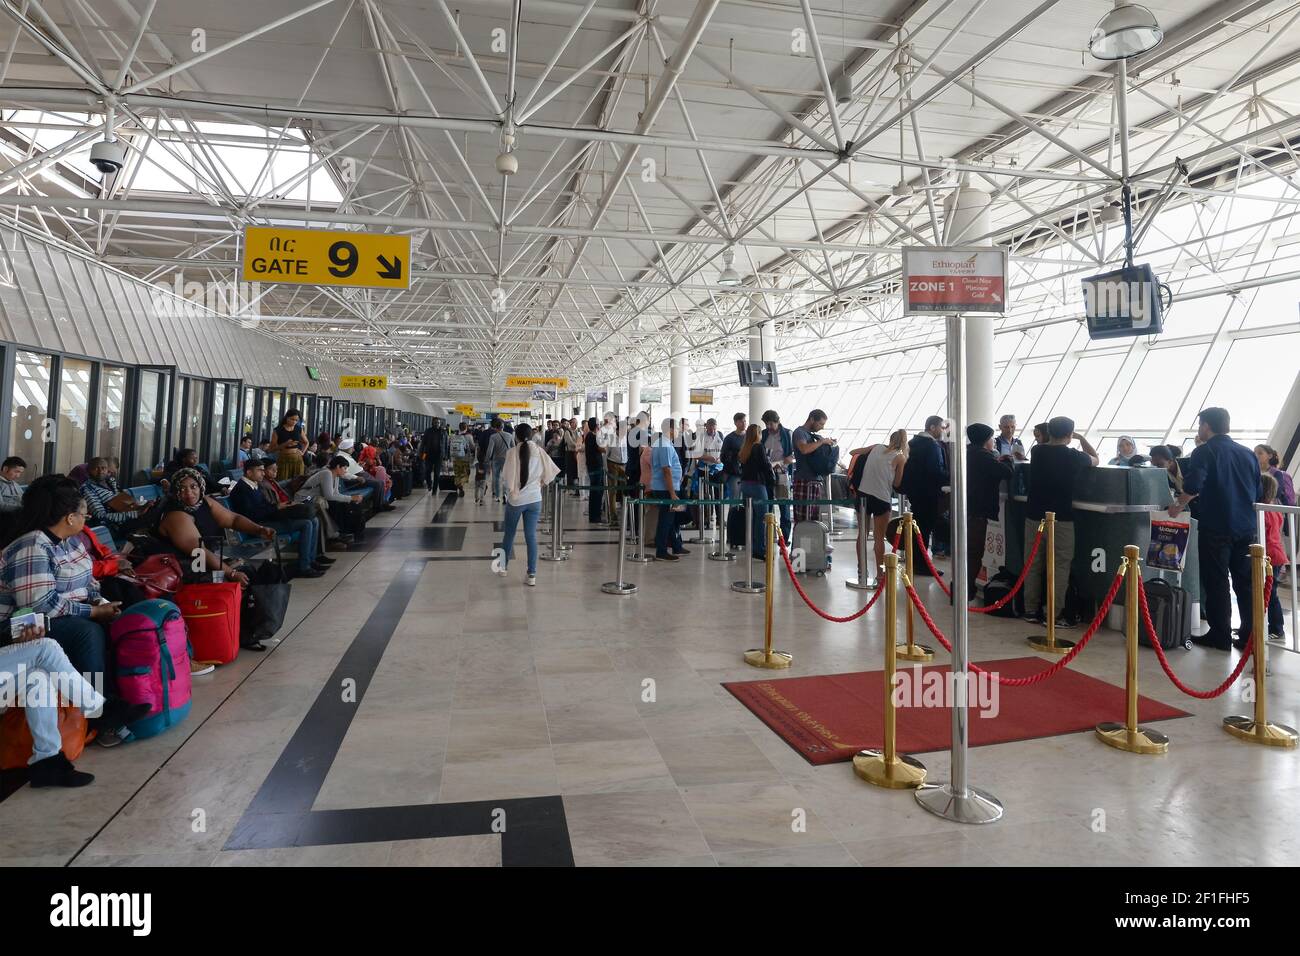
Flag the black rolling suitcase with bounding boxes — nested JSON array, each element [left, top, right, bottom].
[[1141, 577, 1192, 650], [726, 503, 748, 548]]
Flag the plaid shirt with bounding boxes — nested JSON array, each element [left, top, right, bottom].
[[0, 530, 100, 629], [81, 475, 137, 526]]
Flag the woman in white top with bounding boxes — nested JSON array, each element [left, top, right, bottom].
[[497, 423, 560, 585], [850, 428, 909, 585]]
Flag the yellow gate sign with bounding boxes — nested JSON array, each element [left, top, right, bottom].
[[242, 226, 411, 290], [339, 375, 388, 390], [499, 401, 530, 409], [454, 404, 475, 416], [506, 375, 568, 389]]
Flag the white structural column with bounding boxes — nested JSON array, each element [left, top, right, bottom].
[[670, 341, 690, 421], [942, 178, 995, 428], [627, 371, 641, 418], [748, 293, 776, 423]]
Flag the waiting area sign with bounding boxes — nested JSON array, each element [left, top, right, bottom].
[[901, 246, 1007, 315], [241, 226, 410, 290]]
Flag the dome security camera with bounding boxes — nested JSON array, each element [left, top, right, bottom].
[[89, 138, 127, 175]]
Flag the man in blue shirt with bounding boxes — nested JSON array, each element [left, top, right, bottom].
[[649, 418, 687, 560], [1171, 407, 1262, 651]]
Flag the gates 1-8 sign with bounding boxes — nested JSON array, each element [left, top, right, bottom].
[[901, 246, 1007, 315], [340, 375, 388, 390], [242, 226, 410, 290]]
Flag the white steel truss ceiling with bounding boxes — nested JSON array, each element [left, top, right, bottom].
[[2, 0, 1300, 411]]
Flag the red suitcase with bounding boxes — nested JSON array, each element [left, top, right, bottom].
[[175, 581, 242, 664]]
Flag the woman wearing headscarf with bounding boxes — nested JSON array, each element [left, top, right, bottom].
[[1108, 435, 1147, 466], [152, 467, 273, 585], [357, 442, 392, 500]]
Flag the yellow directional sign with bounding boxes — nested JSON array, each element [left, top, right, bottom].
[[506, 375, 568, 389], [242, 226, 410, 290], [499, 401, 530, 409], [339, 375, 388, 390], [454, 404, 475, 415]]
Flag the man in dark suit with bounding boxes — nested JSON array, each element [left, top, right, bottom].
[[421, 419, 447, 491], [901, 415, 949, 575]]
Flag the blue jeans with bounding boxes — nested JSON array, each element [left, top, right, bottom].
[[268, 517, 319, 571], [49, 615, 111, 699], [491, 459, 506, 499], [741, 481, 770, 555], [651, 490, 682, 556], [500, 499, 542, 574], [0, 638, 105, 763]]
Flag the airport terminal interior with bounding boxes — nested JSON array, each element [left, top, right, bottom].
[[0, 0, 1299, 871]]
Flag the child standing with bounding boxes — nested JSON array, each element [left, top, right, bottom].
[[1261, 474, 1287, 643]]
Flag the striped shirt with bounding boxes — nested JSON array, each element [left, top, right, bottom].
[[0, 530, 100, 631], [81, 476, 138, 526]]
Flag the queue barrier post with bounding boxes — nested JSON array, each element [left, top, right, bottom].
[[1095, 546, 1169, 754], [540, 481, 568, 563], [709, 489, 736, 562], [1028, 511, 1073, 655], [1224, 545, 1298, 748], [846, 498, 874, 590], [854, 552, 927, 787], [732, 497, 765, 593], [691, 481, 713, 545], [626, 498, 652, 563], [744, 512, 792, 668], [898, 512, 934, 662], [601, 496, 638, 596]]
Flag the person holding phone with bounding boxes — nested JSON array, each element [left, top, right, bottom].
[[269, 408, 308, 480], [0, 475, 143, 747]]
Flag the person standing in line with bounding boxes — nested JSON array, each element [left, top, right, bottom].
[[720, 412, 748, 502], [900, 415, 949, 573], [738, 424, 776, 560], [1170, 407, 1262, 651], [1023, 416, 1098, 626], [649, 418, 687, 561], [584, 417, 606, 524], [966, 423, 1014, 598], [1261, 473, 1288, 644], [994, 414, 1027, 461], [421, 418, 447, 492], [494, 423, 559, 587], [759, 410, 795, 542], [792, 409, 836, 523], [562, 419, 579, 495], [450, 422, 474, 497], [1255, 444, 1295, 507], [602, 414, 626, 528], [855, 428, 908, 585]]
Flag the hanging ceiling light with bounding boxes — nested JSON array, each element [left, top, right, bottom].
[[833, 73, 854, 106], [1099, 201, 1123, 223], [717, 247, 741, 286], [1088, 0, 1162, 60]]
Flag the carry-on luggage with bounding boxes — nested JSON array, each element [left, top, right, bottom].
[[1141, 576, 1193, 650], [795, 478, 824, 522], [108, 599, 193, 739], [241, 541, 292, 650], [792, 519, 831, 576], [726, 503, 748, 548], [982, 567, 1023, 618], [329, 499, 368, 538], [0, 702, 88, 770], [175, 581, 242, 664]]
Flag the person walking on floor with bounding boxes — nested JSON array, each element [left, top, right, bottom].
[[494, 423, 559, 587]]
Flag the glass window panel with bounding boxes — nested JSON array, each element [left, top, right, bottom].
[[1111, 343, 1210, 434], [95, 364, 127, 462], [1000, 361, 1056, 427], [186, 379, 205, 457], [10, 350, 51, 478], [55, 357, 92, 474], [242, 388, 255, 439], [135, 370, 161, 475], [1049, 353, 1126, 435], [1195, 333, 1300, 440]]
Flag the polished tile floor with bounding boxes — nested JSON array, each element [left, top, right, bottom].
[[3, 488, 1297, 867]]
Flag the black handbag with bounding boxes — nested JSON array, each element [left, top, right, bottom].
[[240, 539, 292, 650]]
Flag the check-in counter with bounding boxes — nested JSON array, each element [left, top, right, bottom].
[[999, 463, 1198, 617]]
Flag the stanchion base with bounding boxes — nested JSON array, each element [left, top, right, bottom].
[[1027, 636, 1075, 655], [625, 553, 653, 564], [1222, 716, 1299, 748], [743, 648, 792, 669], [896, 643, 934, 662], [539, 554, 569, 563], [600, 582, 638, 596], [560, 544, 574, 552], [1095, 722, 1169, 754], [914, 781, 1004, 824], [707, 552, 737, 562], [732, 581, 766, 594], [845, 578, 877, 591], [853, 750, 927, 789]]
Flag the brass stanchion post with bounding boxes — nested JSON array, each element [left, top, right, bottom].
[[897, 511, 933, 662], [1096, 546, 1168, 753], [855, 552, 927, 787], [1029, 511, 1073, 655], [744, 512, 792, 668], [1224, 545, 1297, 747]]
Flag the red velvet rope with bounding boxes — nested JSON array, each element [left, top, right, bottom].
[[909, 521, 1045, 614], [775, 529, 885, 623], [1137, 574, 1269, 699], [902, 562, 1127, 687]]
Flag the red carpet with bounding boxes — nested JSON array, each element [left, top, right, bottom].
[[723, 657, 1189, 765]]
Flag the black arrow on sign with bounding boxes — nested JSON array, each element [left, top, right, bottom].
[[376, 254, 403, 280]]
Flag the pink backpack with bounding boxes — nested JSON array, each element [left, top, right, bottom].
[[108, 599, 193, 739]]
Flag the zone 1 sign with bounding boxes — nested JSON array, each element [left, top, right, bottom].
[[242, 226, 411, 290]]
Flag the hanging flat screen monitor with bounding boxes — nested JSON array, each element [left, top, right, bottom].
[[737, 360, 779, 387], [1082, 263, 1168, 339]]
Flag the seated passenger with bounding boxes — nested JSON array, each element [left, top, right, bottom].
[[1107, 435, 1148, 467], [0, 456, 25, 512], [235, 435, 253, 468], [0, 476, 142, 747], [152, 468, 272, 585], [335, 441, 393, 512], [1, 627, 147, 787], [81, 456, 157, 533], [296, 456, 366, 540], [228, 459, 327, 579], [160, 447, 199, 490]]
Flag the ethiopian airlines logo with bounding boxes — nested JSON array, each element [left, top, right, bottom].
[[931, 253, 980, 272]]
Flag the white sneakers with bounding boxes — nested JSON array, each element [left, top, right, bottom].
[[526, 574, 537, 587]]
